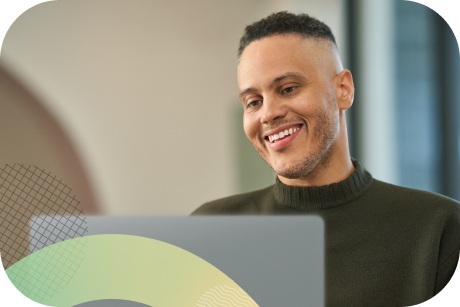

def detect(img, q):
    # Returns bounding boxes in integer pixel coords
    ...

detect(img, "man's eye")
[281,86,298,95]
[246,100,262,108]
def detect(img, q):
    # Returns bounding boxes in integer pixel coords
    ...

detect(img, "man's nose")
[260,97,288,124]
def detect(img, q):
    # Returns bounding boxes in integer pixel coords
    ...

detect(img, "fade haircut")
[238,11,336,58]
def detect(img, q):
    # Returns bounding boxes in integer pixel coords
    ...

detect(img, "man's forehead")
[237,34,341,86]
[238,35,318,74]
[238,35,334,75]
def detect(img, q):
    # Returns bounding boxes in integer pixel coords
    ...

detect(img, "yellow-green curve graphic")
[5,234,259,307]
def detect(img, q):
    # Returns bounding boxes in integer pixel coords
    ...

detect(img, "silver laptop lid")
[28,215,324,306]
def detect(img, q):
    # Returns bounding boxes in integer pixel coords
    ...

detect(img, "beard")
[253,99,339,180]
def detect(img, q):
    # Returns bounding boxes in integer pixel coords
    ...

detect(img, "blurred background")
[0,0,458,215]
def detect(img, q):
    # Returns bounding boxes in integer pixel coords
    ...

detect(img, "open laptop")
[28,215,324,306]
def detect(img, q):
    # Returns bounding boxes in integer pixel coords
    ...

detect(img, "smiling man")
[238,33,353,188]
[193,12,460,306]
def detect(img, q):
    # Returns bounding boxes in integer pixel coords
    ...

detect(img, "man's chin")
[275,171,305,180]
[271,157,322,180]
[273,165,308,180]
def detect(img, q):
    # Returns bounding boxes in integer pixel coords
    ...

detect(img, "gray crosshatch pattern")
[29,214,88,253]
[0,164,89,302]
[8,234,88,302]
[0,164,88,267]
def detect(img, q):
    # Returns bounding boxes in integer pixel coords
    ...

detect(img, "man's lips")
[263,124,303,149]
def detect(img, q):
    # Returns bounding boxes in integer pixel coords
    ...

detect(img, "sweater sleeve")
[435,200,460,295]
[435,250,459,294]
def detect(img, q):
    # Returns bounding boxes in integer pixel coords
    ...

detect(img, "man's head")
[238,11,336,59]
[237,12,355,187]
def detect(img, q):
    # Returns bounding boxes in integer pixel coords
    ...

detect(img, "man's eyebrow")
[268,72,305,89]
[239,72,305,99]
[239,87,258,100]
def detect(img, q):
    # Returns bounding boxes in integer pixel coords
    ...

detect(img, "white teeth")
[267,127,300,143]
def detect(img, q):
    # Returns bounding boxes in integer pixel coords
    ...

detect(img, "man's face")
[237,34,342,182]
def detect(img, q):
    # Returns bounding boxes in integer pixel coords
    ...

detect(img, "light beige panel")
[0,63,99,214]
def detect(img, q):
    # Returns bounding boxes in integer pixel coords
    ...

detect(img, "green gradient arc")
[6,234,258,307]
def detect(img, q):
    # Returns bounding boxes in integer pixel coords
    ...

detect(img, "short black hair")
[238,11,336,58]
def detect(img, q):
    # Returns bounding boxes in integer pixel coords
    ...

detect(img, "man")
[193,11,460,306]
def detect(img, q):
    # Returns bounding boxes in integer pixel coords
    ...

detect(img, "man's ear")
[334,69,354,110]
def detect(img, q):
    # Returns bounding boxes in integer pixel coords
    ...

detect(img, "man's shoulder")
[370,179,460,213]
[192,185,275,215]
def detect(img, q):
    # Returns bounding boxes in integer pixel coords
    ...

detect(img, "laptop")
[27,215,324,306]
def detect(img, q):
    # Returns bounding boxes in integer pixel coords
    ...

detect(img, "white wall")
[1,0,346,214]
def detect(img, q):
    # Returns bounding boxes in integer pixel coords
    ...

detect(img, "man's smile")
[263,124,304,150]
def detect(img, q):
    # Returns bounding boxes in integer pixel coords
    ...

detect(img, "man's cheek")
[243,119,256,141]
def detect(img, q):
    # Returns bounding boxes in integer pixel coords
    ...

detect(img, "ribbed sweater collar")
[273,160,373,211]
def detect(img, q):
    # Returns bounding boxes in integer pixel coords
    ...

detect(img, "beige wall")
[1,0,346,214]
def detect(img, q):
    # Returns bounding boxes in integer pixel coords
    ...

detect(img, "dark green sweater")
[193,161,460,306]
